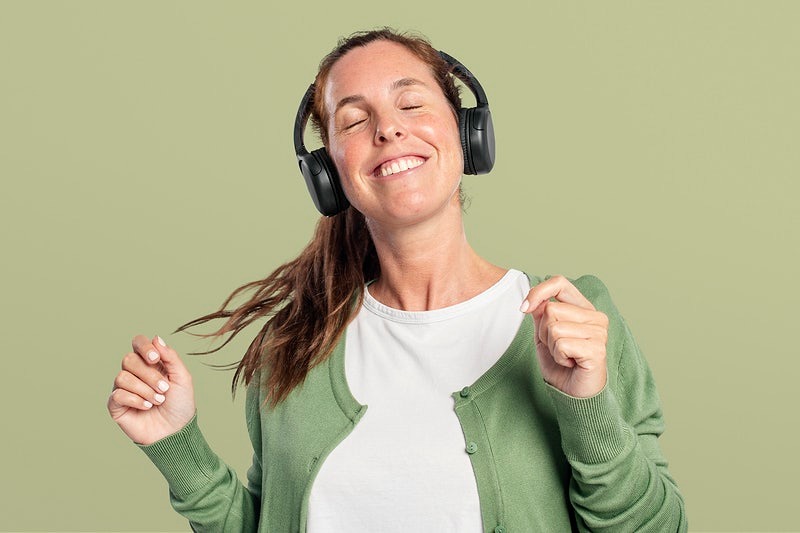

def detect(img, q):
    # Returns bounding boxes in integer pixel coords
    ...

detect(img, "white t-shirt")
[307,269,531,532]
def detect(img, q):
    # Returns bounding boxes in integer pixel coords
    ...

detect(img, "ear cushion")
[466,107,496,175]
[459,106,495,175]
[459,108,475,175]
[298,148,349,216]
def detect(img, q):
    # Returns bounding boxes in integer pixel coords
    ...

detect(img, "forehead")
[323,40,437,110]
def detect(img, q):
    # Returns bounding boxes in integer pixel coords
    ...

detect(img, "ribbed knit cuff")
[546,383,631,465]
[138,414,221,498]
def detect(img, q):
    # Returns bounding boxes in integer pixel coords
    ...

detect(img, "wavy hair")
[176,28,462,406]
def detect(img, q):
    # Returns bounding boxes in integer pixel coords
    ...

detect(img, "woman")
[108,29,687,532]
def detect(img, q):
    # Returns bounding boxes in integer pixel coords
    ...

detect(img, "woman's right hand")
[107,335,196,446]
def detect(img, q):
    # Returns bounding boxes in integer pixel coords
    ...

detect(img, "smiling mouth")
[374,156,426,178]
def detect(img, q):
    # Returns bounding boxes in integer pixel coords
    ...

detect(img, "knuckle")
[131,335,144,351]
[538,327,550,346]
[550,322,566,338]
[553,337,567,356]
[113,372,127,389]
[553,275,570,288]
[121,352,138,369]
[110,388,124,403]
[536,322,548,339]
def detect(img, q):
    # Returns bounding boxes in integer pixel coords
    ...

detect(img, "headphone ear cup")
[459,107,475,175]
[463,106,495,175]
[298,148,349,216]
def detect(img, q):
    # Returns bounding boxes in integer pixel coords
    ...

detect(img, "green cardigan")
[141,274,687,532]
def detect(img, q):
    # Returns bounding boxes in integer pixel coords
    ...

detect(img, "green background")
[1,1,797,531]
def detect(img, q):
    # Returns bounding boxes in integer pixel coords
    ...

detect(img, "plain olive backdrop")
[1,1,797,531]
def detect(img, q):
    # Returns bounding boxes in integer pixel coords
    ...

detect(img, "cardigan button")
[460,386,471,398]
[494,526,506,533]
[466,442,478,454]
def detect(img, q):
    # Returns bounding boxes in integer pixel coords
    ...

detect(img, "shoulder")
[568,274,619,318]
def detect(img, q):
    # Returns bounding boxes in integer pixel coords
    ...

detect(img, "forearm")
[139,414,259,532]
[548,384,687,532]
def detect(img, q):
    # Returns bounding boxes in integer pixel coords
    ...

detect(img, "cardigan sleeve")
[545,275,688,532]
[137,372,263,532]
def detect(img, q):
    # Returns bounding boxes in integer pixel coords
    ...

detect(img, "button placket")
[453,385,505,531]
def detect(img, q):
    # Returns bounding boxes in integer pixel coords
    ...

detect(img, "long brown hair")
[176,28,462,406]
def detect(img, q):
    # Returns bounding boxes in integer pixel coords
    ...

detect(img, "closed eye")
[344,119,366,130]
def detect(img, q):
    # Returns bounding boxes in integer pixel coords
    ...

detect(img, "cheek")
[432,116,463,163]
[327,143,362,202]
[327,140,356,180]
[442,128,464,173]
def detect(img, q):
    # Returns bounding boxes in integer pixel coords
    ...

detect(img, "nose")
[373,111,406,144]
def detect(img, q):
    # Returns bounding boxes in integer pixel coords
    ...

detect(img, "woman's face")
[323,40,464,229]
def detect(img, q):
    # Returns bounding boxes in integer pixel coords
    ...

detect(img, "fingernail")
[154,393,166,403]
[143,401,153,408]
[147,351,159,362]
[157,380,169,392]
[156,335,167,347]
[519,300,530,313]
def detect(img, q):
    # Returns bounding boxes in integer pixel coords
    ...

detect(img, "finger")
[121,351,170,396]
[150,335,191,385]
[534,302,606,350]
[132,334,161,365]
[539,319,607,351]
[536,338,575,368]
[550,337,607,370]
[113,370,167,406]
[538,301,609,328]
[520,275,595,315]
[108,387,154,418]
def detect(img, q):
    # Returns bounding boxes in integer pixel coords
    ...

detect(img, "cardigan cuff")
[138,414,221,498]
[545,383,632,465]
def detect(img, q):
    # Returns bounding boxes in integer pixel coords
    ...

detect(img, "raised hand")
[519,276,609,398]
[107,335,196,446]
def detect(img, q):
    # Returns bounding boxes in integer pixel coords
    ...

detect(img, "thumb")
[151,335,191,385]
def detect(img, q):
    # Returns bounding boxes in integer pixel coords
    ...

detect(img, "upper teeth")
[378,157,424,177]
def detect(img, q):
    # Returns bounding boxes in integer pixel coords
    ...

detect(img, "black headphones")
[294,50,495,216]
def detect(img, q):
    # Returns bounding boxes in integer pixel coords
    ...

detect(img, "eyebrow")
[333,77,428,115]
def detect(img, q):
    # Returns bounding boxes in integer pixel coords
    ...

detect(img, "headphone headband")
[438,51,489,108]
[293,83,315,157]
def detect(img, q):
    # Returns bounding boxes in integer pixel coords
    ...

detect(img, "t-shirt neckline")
[362,269,523,324]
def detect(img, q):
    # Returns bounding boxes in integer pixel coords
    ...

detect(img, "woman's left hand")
[519,276,609,398]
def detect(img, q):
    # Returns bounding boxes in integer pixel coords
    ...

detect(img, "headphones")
[294,50,495,216]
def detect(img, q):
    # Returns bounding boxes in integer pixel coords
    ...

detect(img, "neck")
[366,203,505,311]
